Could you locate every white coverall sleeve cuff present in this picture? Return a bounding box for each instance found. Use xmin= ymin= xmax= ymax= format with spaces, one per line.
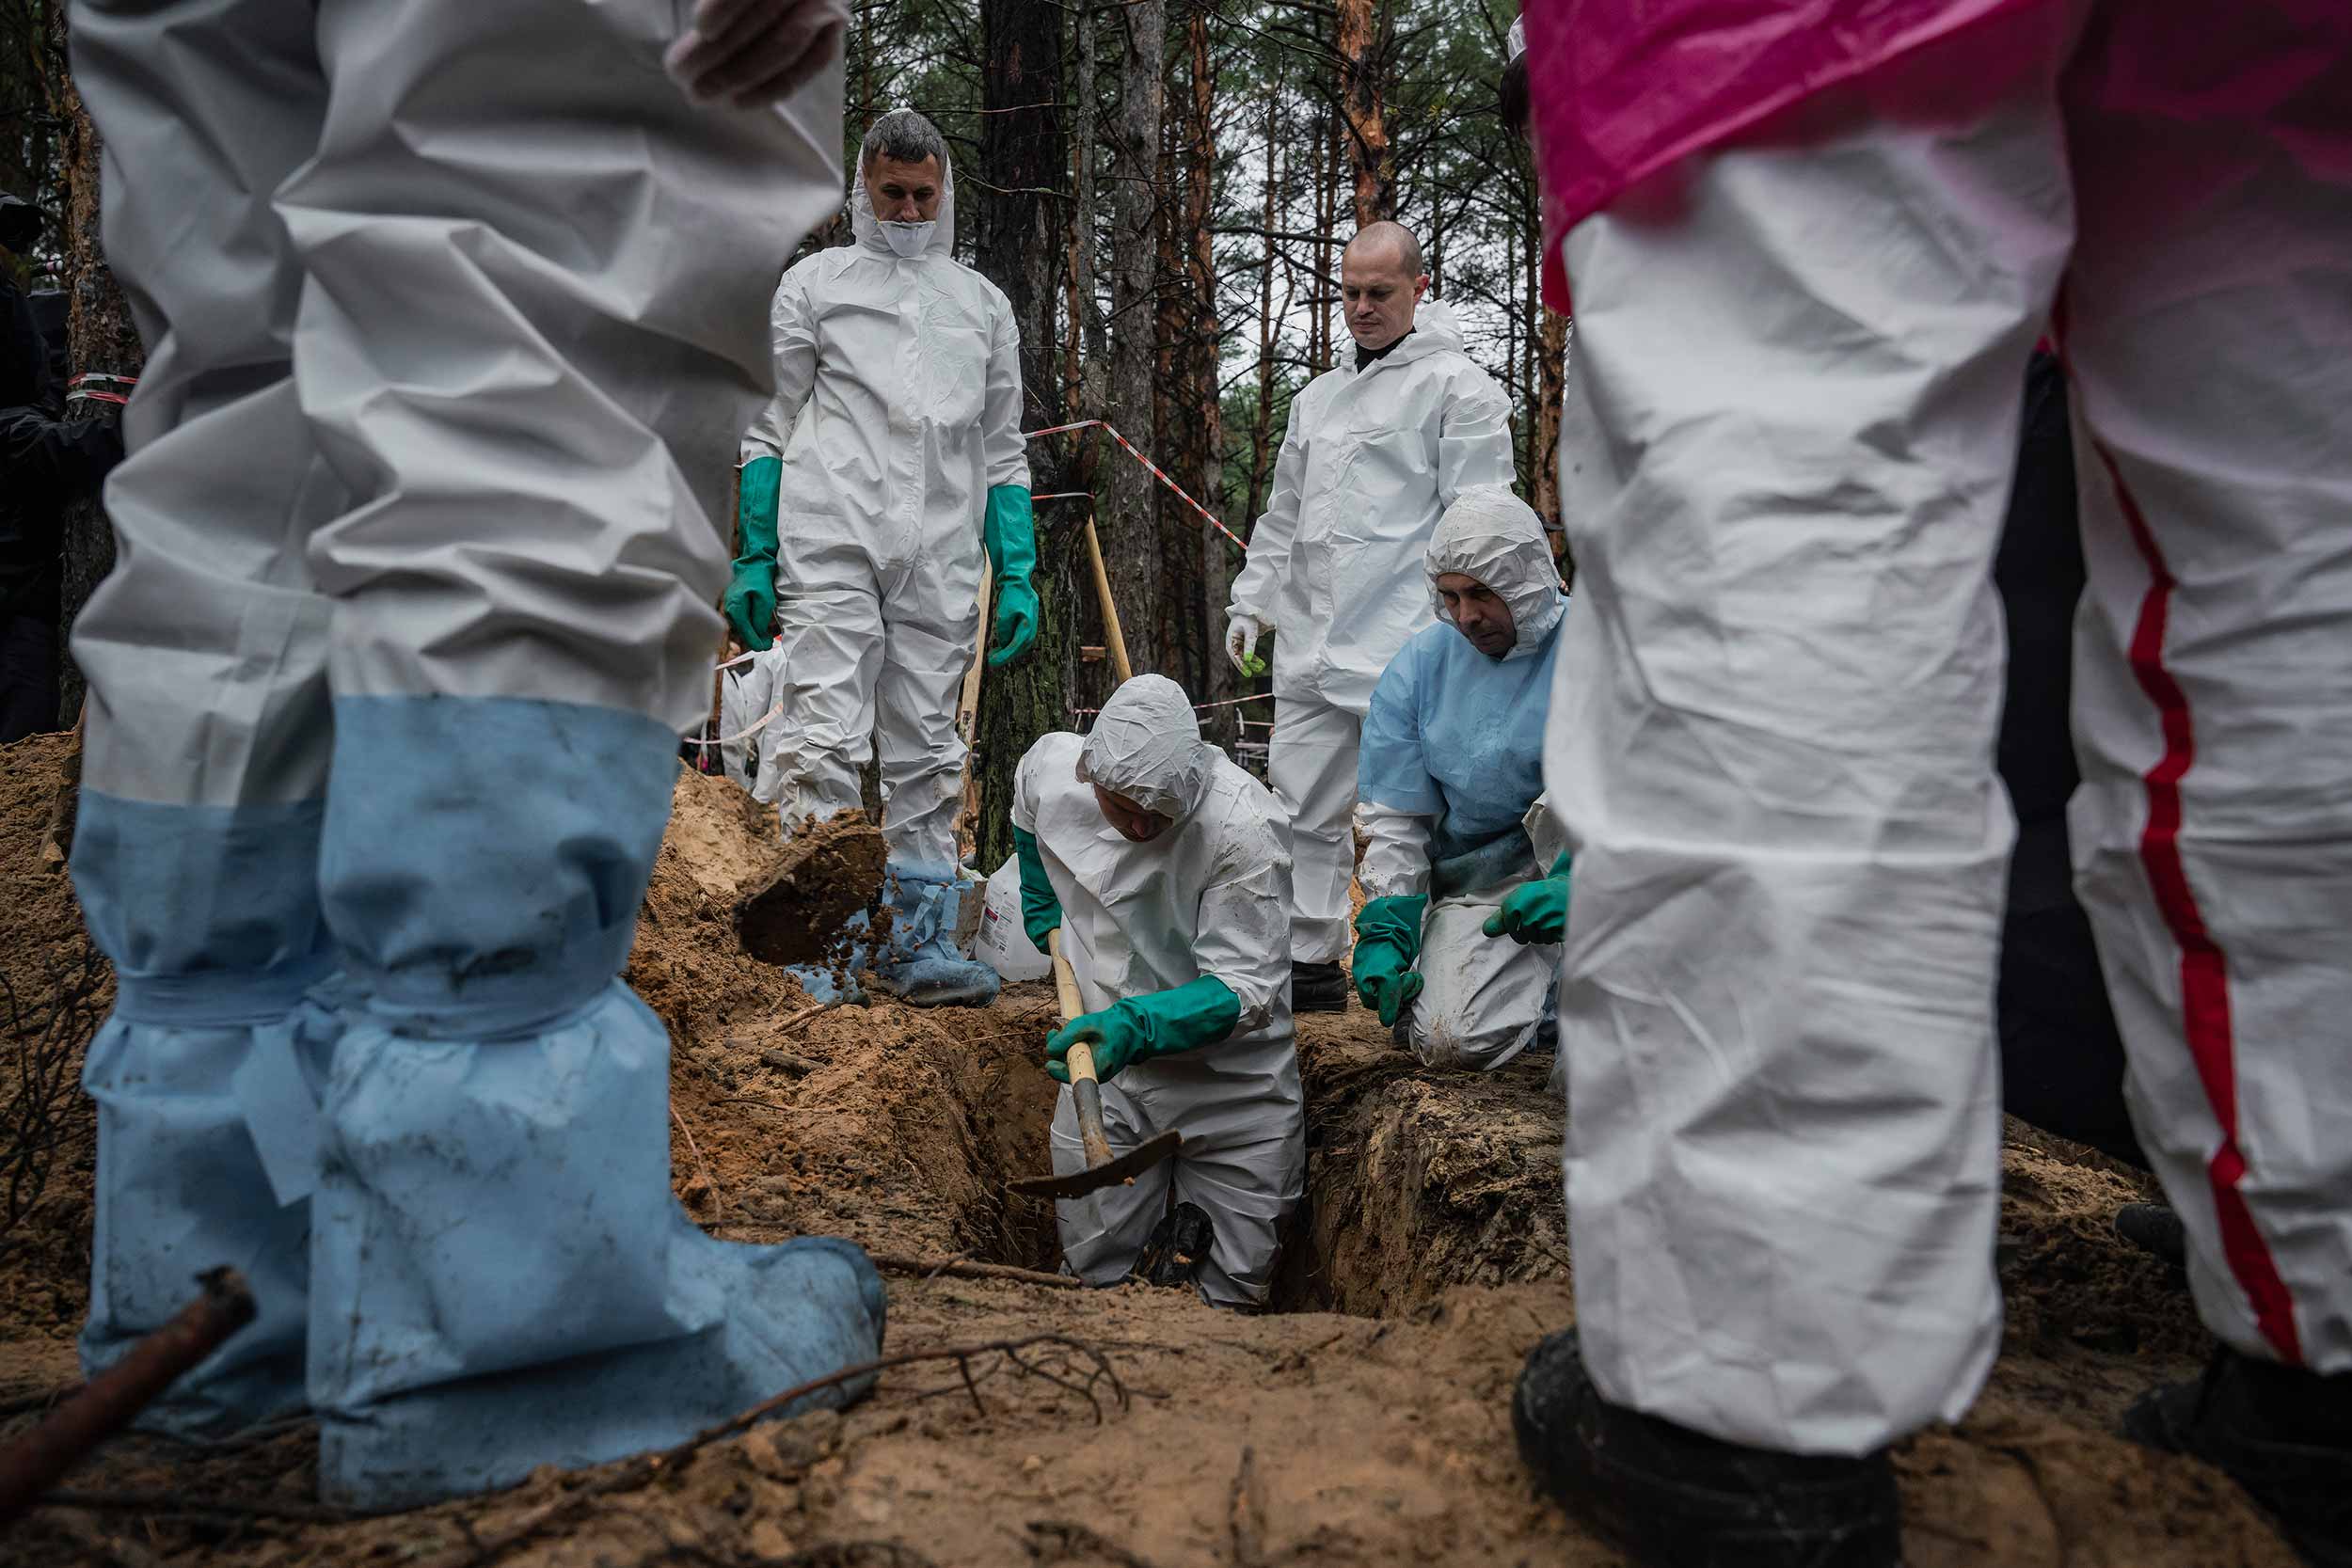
xmin=1358 ymin=807 xmax=1433 ymax=899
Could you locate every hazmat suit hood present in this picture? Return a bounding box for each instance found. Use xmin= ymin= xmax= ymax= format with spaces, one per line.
xmin=1374 ymin=299 xmax=1470 ymax=370
xmin=1426 ymin=485 xmax=1564 ymax=660
xmin=1077 ymin=674 xmax=1213 ymax=821
xmin=849 ymin=110 xmax=958 ymax=260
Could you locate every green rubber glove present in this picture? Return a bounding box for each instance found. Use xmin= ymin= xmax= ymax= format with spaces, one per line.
xmin=1047 ymin=974 xmax=1242 ymax=1083
xmin=1483 ymin=850 xmax=1573 ymax=945
xmin=1353 ymin=895 xmax=1427 ymax=1025
xmin=725 ymin=456 xmax=784 ymax=650
xmin=1011 ymin=826 xmax=1062 ymax=954
xmin=983 ymin=484 xmax=1040 ymax=668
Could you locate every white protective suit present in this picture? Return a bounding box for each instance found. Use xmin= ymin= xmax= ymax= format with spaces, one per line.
xmin=63 ymin=0 xmax=884 ymax=1511
xmin=1546 ymin=22 xmax=2352 ymax=1457
xmin=1226 ymin=302 xmax=1515 ymax=964
xmin=718 ymin=646 xmax=788 ymax=793
xmin=740 ymin=142 xmax=1028 ymax=877
xmin=1013 ymin=679 xmax=1303 ymax=1307
xmin=1358 ymin=488 xmax=1568 ymax=1071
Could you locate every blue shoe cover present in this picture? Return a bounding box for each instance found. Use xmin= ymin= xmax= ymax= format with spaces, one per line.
xmin=310 ymin=697 xmax=887 ymax=1508
xmin=787 ymin=910 xmax=871 ymax=1005
xmin=319 ymin=1227 xmax=885 ymax=1509
xmin=72 ymin=793 xmax=339 ymax=1436
xmin=876 ymin=871 xmax=1000 ymax=1008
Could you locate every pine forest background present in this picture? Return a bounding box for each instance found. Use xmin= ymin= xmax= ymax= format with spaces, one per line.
xmin=2 ymin=0 xmax=1560 ymax=864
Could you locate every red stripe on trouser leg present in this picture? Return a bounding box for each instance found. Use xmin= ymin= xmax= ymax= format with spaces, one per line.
xmin=2097 ymin=440 xmax=2304 ymax=1366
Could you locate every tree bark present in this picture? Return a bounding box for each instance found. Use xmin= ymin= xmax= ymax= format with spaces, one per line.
xmin=1244 ymin=88 xmax=1287 ymax=530
xmin=42 ymin=3 xmax=140 ymax=729
xmin=1334 ymin=0 xmax=1390 ymax=227
xmin=971 ymin=0 xmax=1071 ymax=871
xmin=1533 ymin=310 xmax=1565 ymax=525
xmin=1101 ymin=0 xmax=1164 ymax=679
xmin=1181 ymin=8 xmax=1228 ymax=721
xmin=1068 ymin=2 xmax=1102 ymax=405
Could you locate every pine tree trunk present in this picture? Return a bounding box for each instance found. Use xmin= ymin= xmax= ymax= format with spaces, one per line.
xmin=1102 ymin=0 xmax=1164 ymax=680
xmin=970 ymin=0 xmax=1071 ymax=870
xmin=1182 ymin=8 xmax=1228 ymax=723
xmin=1244 ymin=88 xmax=1282 ymax=528
xmin=43 ymin=2 xmax=140 ymax=728
xmin=1534 ymin=311 xmax=1565 ymax=524
xmin=1334 ymin=0 xmax=1390 ymax=227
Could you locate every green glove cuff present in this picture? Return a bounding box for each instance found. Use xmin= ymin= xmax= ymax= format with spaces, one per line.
xmin=1121 ymin=974 xmax=1243 ymax=1060
xmin=736 ymin=456 xmax=782 ymax=565
xmin=1546 ymin=849 xmax=1574 ymax=879
xmin=982 ymin=484 xmax=1037 ymax=588
xmin=1354 ymin=895 xmax=1428 ymax=965
xmin=1046 ymin=975 xmax=1242 ymax=1082
xmin=1011 ymin=827 xmax=1062 ymax=954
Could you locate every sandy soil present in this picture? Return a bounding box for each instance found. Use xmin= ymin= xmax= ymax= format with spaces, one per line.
xmin=0 ymin=738 xmax=2300 ymax=1567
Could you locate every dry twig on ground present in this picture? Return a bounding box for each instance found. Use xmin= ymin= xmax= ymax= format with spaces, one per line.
xmin=0 ymin=946 xmax=108 ymax=1244
xmin=866 ymin=1254 xmax=1081 ymax=1291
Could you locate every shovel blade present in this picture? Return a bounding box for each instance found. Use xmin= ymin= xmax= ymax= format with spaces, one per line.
xmin=1008 ymin=1129 xmax=1183 ymax=1200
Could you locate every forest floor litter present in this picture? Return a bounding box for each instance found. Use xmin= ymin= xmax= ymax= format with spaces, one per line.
xmin=0 ymin=734 xmax=2301 ymax=1566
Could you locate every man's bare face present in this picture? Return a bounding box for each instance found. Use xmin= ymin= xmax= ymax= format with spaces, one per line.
xmin=1437 ymin=572 xmax=1516 ymax=657
xmin=1093 ymin=784 xmax=1172 ymax=843
xmin=1342 ymin=240 xmax=1428 ymax=352
xmin=866 ymin=154 xmax=943 ymax=223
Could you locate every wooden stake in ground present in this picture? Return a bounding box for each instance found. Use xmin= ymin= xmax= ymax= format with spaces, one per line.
xmin=953 ymin=562 xmax=994 ymax=861
xmin=704 ymin=464 xmax=744 ymax=775
xmin=1083 ymin=515 xmax=1134 ymax=683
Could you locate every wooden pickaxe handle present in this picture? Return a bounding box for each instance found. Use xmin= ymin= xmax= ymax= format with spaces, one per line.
xmin=1048 ymin=929 xmax=1115 ymax=1168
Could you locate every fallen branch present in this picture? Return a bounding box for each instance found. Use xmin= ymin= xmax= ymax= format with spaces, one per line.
xmin=0 ymin=1268 xmax=255 ymax=1525
xmin=866 ymin=1255 xmax=1081 ymax=1291
xmin=430 ymin=1335 xmax=1125 ymax=1568
xmin=760 ymin=1050 xmax=824 ymax=1077
xmin=771 ymin=1003 xmax=836 ymax=1037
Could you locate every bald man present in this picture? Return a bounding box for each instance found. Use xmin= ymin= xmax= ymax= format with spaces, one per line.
xmin=1226 ymin=223 xmax=1514 ymax=1012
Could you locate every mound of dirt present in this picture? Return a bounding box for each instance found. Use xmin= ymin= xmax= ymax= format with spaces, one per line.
xmin=1278 ymin=1025 xmax=1569 ymax=1315
xmin=0 ymin=750 xmax=2301 ymax=1568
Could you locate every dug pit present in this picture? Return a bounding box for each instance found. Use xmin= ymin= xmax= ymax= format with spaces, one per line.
xmin=0 ymin=748 xmax=2305 ymax=1568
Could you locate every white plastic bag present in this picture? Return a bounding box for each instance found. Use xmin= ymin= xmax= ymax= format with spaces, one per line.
xmin=975 ymin=854 xmax=1051 ymax=981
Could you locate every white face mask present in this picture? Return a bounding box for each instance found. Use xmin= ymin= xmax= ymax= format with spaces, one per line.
xmin=880 ymin=219 xmax=934 ymax=259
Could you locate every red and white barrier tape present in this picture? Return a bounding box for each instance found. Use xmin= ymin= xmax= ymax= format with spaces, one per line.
xmin=1024 ymin=419 xmax=1248 ymax=554
xmin=1070 ymin=690 xmax=1273 ymax=718
xmin=66 ymin=372 xmax=137 ymax=407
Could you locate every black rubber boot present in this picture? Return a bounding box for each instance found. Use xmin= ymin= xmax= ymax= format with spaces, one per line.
xmin=2114 ymin=1202 xmax=2187 ymax=1267
xmin=1133 ymin=1201 xmax=1216 ymax=1289
xmin=1291 ymin=960 xmax=1347 ymax=1013
xmin=2124 ymin=1347 xmax=2352 ymax=1567
xmin=1513 ymin=1329 xmax=1902 ymax=1568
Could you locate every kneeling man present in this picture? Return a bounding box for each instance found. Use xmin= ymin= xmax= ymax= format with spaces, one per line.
xmin=1011 ymin=676 xmax=1303 ymax=1307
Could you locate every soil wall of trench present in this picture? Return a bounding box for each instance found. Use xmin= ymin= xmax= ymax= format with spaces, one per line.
xmin=0 ymin=739 xmax=2303 ymax=1568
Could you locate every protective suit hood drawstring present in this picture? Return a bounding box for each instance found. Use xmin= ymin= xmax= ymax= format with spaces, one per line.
xmin=1426 ymin=485 xmax=1564 ymax=660
xmin=849 ymin=109 xmax=957 ymax=260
